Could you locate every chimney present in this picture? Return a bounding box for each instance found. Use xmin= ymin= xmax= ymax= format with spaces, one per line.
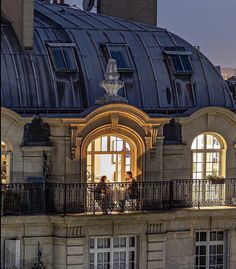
xmin=1 ymin=0 xmax=34 ymax=49
xmin=97 ymin=0 xmax=157 ymax=26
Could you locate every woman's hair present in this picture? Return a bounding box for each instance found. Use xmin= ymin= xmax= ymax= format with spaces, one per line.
xmin=126 ymin=171 xmax=133 ymax=178
xmin=101 ymin=175 xmax=107 ymax=182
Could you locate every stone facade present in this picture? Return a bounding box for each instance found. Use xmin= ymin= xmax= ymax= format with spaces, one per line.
xmin=1 ymin=209 xmax=236 ymax=268
xmin=1 ymin=105 xmax=236 ymax=268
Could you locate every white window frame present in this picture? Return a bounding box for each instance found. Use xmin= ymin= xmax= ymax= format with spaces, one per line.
xmin=195 ymin=231 xmax=226 ymax=269
xmin=89 ymin=236 xmax=137 ymax=269
xmin=4 ymin=239 xmax=21 ymax=269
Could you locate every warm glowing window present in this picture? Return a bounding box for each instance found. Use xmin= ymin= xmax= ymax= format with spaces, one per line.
xmin=1 ymin=141 xmax=11 ymax=184
xmin=87 ymin=135 xmax=131 ymax=182
xmin=191 ymin=134 xmax=224 ymax=179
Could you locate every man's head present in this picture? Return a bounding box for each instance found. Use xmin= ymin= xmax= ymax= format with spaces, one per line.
xmin=101 ymin=175 xmax=107 ymax=182
xmin=126 ymin=171 xmax=132 ymax=179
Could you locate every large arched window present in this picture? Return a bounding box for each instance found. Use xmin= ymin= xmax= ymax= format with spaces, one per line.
xmin=1 ymin=141 xmax=11 ymax=184
xmin=87 ymin=135 xmax=131 ymax=182
xmin=191 ymin=133 xmax=224 ymax=179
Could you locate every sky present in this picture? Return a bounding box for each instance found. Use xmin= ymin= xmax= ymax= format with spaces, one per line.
xmin=158 ymin=0 xmax=236 ymax=68
xmin=65 ymin=0 xmax=236 ymax=68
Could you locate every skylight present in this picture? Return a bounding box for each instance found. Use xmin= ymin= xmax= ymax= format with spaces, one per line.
xmin=105 ymin=44 xmax=134 ymax=71
xmin=47 ymin=44 xmax=78 ymax=72
xmin=164 ymin=47 xmax=193 ymax=74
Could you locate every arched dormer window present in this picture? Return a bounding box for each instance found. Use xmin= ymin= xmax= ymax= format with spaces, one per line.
xmin=1 ymin=140 xmax=11 ymax=184
xmin=191 ymin=133 xmax=225 ymax=179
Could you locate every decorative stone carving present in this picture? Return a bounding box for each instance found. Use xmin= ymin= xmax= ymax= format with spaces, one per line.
xmin=68 ymin=226 xmax=84 ymax=237
xmin=163 ymin=118 xmax=182 ymax=144
xmin=69 ymin=126 xmax=78 ymax=160
xmin=148 ymin=223 xmax=166 ymax=234
xmin=95 ymin=59 xmax=127 ymax=104
xmin=207 ymin=113 xmax=216 ymax=130
xmin=22 ymin=117 xmax=52 ymax=146
xmin=110 ymin=113 xmax=119 ymax=132
xmin=150 ymin=126 xmax=159 ymax=159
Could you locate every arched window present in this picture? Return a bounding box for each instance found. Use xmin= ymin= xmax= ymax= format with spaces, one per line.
xmin=1 ymin=141 xmax=11 ymax=184
xmin=87 ymin=135 xmax=131 ymax=182
xmin=191 ymin=133 xmax=224 ymax=179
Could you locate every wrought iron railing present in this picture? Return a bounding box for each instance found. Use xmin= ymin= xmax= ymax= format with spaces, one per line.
xmin=1 ymin=179 xmax=236 ymax=216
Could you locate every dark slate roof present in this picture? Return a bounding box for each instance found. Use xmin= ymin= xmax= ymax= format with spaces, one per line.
xmin=1 ymin=0 xmax=235 ymax=117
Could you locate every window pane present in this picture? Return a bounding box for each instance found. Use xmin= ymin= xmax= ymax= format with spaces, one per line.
xmin=101 ymin=137 xmax=108 ymax=151
xmin=210 ymin=232 xmax=217 ymax=241
xmin=90 ymin=238 xmax=94 ymax=249
xmin=113 ymin=238 xmax=119 ymax=248
xmin=181 ymin=55 xmax=192 ymax=72
xmin=217 ymin=231 xmax=224 ymax=241
xmin=98 ymin=239 xmax=103 ymax=248
xmin=51 ymin=47 xmax=66 ymax=70
xmin=63 ymin=47 xmax=77 ymax=71
xmin=170 ymin=55 xmax=183 ymax=72
xmin=95 ymin=138 xmax=102 ymax=151
xmin=90 ymin=253 xmax=94 ymax=263
xmin=104 ymin=238 xmax=110 ymax=248
xmin=107 ymin=45 xmax=133 ymax=69
xmin=120 ymin=237 xmax=126 ymax=247
xmin=129 ymin=237 xmax=135 ymax=247
xmin=199 ymin=232 xmax=207 ymax=241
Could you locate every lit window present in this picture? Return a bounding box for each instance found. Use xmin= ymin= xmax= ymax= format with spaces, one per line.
xmin=47 ymin=44 xmax=78 ymax=72
xmin=89 ymin=236 xmax=136 ymax=269
xmin=1 ymin=141 xmax=11 ymax=184
xmin=104 ymin=44 xmax=134 ymax=71
xmin=195 ymin=231 xmax=225 ymax=269
xmin=164 ymin=47 xmax=192 ymax=73
xmin=191 ymin=134 xmax=224 ymax=179
xmin=87 ymin=135 xmax=131 ymax=182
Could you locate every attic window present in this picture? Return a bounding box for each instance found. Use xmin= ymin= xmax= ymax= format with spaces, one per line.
xmin=105 ymin=44 xmax=134 ymax=71
xmin=164 ymin=47 xmax=192 ymax=74
xmin=47 ymin=44 xmax=78 ymax=72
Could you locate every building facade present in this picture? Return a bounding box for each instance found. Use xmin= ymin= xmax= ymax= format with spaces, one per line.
xmin=1 ymin=1 xmax=236 ymax=269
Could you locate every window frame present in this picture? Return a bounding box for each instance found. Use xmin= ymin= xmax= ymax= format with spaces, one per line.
xmin=89 ymin=236 xmax=137 ymax=269
xmin=164 ymin=47 xmax=193 ymax=74
xmin=102 ymin=43 xmax=134 ymax=72
xmin=47 ymin=43 xmax=79 ymax=73
xmin=87 ymin=135 xmax=132 ymax=183
xmin=195 ymin=231 xmax=226 ymax=269
xmin=191 ymin=133 xmax=224 ymax=180
xmin=1 ymin=141 xmax=11 ymax=184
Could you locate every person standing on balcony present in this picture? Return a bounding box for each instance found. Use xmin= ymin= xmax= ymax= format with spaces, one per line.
xmin=95 ymin=175 xmax=112 ymax=214
xmin=126 ymin=171 xmax=139 ymax=210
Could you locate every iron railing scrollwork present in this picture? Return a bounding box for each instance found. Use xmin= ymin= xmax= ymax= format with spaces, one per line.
xmin=1 ymin=179 xmax=236 ymax=216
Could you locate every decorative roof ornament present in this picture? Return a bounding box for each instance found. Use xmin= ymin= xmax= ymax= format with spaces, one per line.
xmin=95 ymin=59 xmax=128 ymax=104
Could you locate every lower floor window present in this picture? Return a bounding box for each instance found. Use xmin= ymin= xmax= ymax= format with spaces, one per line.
xmin=89 ymin=236 xmax=136 ymax=269
xmin=195 ymin=231 xmax=225 ymax=269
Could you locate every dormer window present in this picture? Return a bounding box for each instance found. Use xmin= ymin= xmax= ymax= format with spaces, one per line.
xmin=103 ymin=44 xmax=134 ymax=72
xmin=47 ymin=43 xmax=78 ymax=72
xmin=164 ymin=47 xmax=192 ymax=74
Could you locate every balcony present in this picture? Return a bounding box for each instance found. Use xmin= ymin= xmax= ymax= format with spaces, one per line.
xmin=1 ymin=179 xmax=236 ymax=216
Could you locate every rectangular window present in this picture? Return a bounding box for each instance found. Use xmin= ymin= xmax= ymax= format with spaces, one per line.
xmin=47 ymin=43 xmax=78 ymax=72
xmin=104 ymin=44 xmax=134 ymax=72
xmin=89 ymin=236 xmax=136 ymax=269
xmin=4 ymin=239 xmax=21 ymax=269
xmin=195 ymin=231 xmax=225 ymax=269
xmin=164 ymin=47 xmax=193 ymax=74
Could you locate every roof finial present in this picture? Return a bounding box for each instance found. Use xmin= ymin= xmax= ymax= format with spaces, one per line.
xmin=95 ymin=59 xmax=128 ymax=104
